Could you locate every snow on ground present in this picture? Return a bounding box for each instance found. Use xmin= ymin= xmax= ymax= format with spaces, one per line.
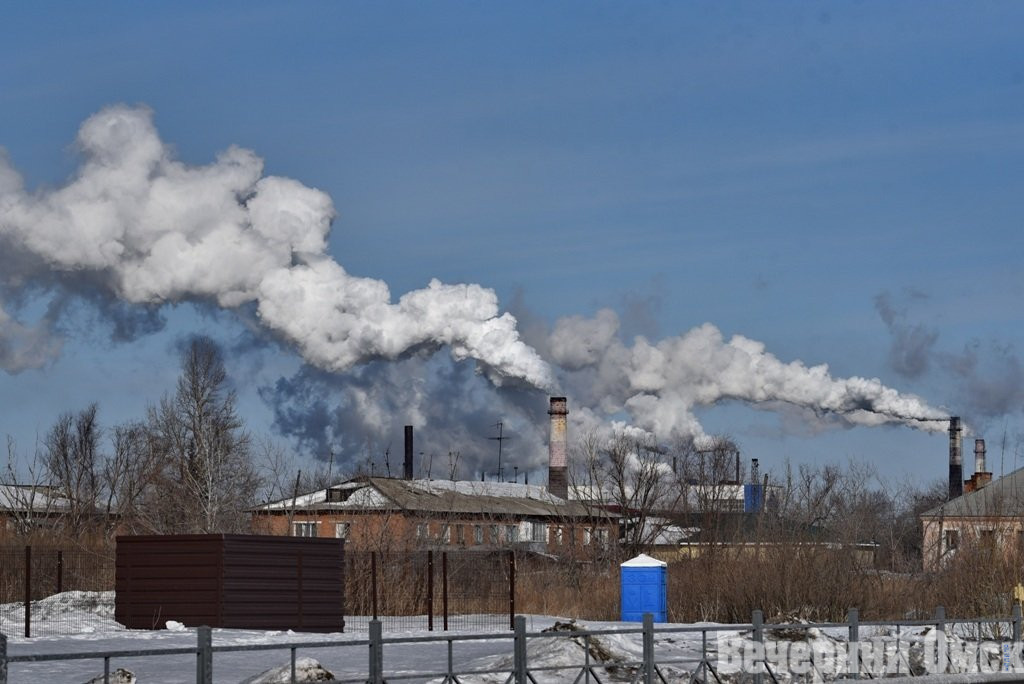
xmin=0 ymin=591 xmax=125 ymax=638
xmin=2 ymin=594 xmax=1022 ymax=683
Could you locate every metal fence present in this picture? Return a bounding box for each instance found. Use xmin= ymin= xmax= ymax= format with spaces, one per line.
xmin=6 ymin=607 xmax=1024 ymax=684
xmin=0 ymin=546 xmax=115 ymax=638
xmin=344 ymin=549 xmax=514 ymax=632
xmin=2 ymin=545 xmax=514 ymax=638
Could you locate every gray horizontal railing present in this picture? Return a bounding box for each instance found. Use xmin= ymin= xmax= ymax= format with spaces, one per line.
xmin=4 ymin=606 xmax=1024 ymax=684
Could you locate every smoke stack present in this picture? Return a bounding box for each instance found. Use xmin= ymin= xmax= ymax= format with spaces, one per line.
xmin=975 ymin=438 xmax=986 ymax=475
xmin=548 ymin=397 xmax=568 ymax=499
xmin=404 ymin=425 xmax=414 ymax=480
xmin=751 ymin=458 xmax=760 ymax=485
xmin=948 ymin=417 xmax=963 ymax=500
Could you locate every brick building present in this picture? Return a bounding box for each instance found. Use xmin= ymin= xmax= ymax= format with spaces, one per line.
xmin=252 ymin=476 xmax=617 ymax=554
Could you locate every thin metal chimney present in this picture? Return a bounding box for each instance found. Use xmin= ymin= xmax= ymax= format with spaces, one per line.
xmin=948 ymin=417 xmax=963 ymax=500
xmin=548 ymin=397 xmax=569 ymax=499
xmin=404 ymin=425 xmax=414 ymax=480
xmin=975 ymin=438 xmax=986 ymax=475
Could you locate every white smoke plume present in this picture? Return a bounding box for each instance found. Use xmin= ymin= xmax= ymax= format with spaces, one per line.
xmin=0 ymin=301 xmax=62 ymax=372
xmin=0 ymin=105 xmax=553 ymax=389
xmin=1 ymin=105 xmax=951 ymax=462
xmin=548 ymin=310 xmax=949 ymax=442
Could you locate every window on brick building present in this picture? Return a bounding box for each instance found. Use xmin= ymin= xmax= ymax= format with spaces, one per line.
xmin=293 ymin=521 xmax=318 ymax=537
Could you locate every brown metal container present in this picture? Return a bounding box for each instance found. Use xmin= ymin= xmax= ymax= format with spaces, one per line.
xmin=115 ymin=534 xmax=344 ymax=632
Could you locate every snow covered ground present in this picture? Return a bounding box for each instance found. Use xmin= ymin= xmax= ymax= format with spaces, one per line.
xmin=2 ymin=593 xmax=716 ymax=683
xmin=3 ymin=593 xmax=1023 ymax=683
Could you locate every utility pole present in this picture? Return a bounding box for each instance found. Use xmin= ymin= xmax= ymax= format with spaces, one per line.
xmin=489 ymin=422 xmax=511 ymax=481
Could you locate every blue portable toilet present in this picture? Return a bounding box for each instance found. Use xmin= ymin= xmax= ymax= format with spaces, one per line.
xmin=620 ymin=553 xmax=667 ymax=622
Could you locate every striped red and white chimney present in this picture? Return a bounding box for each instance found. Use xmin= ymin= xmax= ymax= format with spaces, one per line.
xmin=548 ymin=397 xmax=568 ymax=499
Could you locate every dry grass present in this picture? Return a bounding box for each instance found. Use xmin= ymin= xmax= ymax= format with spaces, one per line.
xmin=5 ymin=537 xmax=1021 ymax=626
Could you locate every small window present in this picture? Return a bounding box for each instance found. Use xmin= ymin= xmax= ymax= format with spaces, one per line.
xmin=553 ymin=527 xmax=563 ymax=545
xmin=417 ymin=523 xmax=428 ymax=540
xmin=596 ymin=528 xmax=609 ymax=548
xmin=531 ymin=522 xmax=547 ymax=543
xmin=335 ymin=522 xmax=350 ymax=539
xmin=473 ymin=525 xmax=483 ymax=544
xmin=293 ymin=521 xmax=318 ymax=538
xmin=441 ymin=523 xmax=451 ymax=543
xmin=945 ymin=529 xmax=960 ymax=551
xmin=455 ymin=524 xmax=465 ymax=545
xmin=326 ymin=488 xmax=349 ymax=503
xmin=489 ymin=525 xmax=499 ymax=544
xmin=583 ymin=528 xmax=593 ymax=545
xmin=505 ymin=525 xmax=518 ymax=543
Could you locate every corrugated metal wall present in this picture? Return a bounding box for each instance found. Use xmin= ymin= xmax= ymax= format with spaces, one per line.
xmin=115 ymin=534 xmax=345 ymax=632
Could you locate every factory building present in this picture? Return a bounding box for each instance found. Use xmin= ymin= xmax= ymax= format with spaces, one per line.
xmin=252 ymin=399 xmax=616 ymax=553
xmin=920 ymin=417 xmax=1014 ymax=571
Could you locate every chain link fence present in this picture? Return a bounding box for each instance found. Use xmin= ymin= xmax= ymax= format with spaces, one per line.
xmin=3 ymin=544 xmax=514 ymax=637
xmin=344 ymin=549 xmax=513 ymax=631
xmin=0 ymin=546 xmax=116 ymax=638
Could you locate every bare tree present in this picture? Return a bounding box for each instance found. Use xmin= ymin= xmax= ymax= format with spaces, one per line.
xmin=2 ymin=436 xmax=61 ymax=540
xmin=42 ymin=403 xmax=103 ymax=533
xmin=102 ymin=420 xmax=162 ymax=534
xmin=145 ymin=337 xmax=260 ymax=533
xmin=573 ymin=430 xmax=680 ymax=557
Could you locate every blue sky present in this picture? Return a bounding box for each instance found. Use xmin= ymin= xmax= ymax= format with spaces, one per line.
xmin=2 ymin=2 xmax=1023 ymax=486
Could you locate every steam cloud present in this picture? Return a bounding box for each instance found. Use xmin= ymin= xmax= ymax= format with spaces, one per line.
xmin=0 ymin=105 xmax=552 ymax=389
xmin=876 ymin=290 xmax=1024 ymax=427
xmin=0 ymin=105 xmax=951 ymax=467
xmin=547 ymin=310 xmax=949 ymax=443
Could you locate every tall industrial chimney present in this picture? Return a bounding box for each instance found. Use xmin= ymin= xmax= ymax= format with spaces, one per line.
xmin=548 ymin=397 xmax=568 ymax=499
xmin=404 ymin=425 xmax=414 ymax=480
xmin=948 ymin=417 xmax=963 ymax=500
xmin=975 ymin=438 xmax=986 ymax=475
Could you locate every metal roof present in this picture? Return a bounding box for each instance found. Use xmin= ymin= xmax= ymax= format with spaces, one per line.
xmin=0 ymin=484 xmax=76 ymax=513
xmin=257 ymin=477 xmax=615 ymax=520
xmin=921 ymin=467 xmax=1024 ymax=518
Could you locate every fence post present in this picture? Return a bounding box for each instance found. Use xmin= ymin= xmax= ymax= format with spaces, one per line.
xmin=197 ymin=625 xmax=212 ymax=684
xmin=371 ymin=552 xmax=378 ymax=621
xmin=1013 ymin=603 xmax=1021 ymax=644
xmin=1 ymin=630 xmax=7 ymax=684
xmin=368 ymin=619 xmax=383 ymax=684
xmin=752 ymin=609 xmax=763 ymax=684
xmin=642 ymin=613 xmax=654 ymax=684
xmin=508 ymin=550 xmax=516 ymax=631
xmin=442 ymin=551 xmax=449 ymax=632
xmin=847 ymin=608 xmax=859 ymax=679
xmin=23 ymin=545 xmax=30 ymax=639
xmin=427 ymin=550 xmax=434 ymax=632
xmin=513 ymin=615 xmax=527 ymax=684
xmin=56 ymin=550 xmax=63 ymax=595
